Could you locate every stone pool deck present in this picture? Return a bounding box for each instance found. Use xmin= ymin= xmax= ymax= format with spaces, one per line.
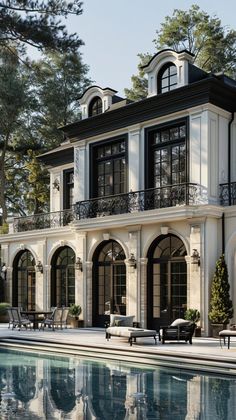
xmin=0 ymin=324 xmax=236 ymax=375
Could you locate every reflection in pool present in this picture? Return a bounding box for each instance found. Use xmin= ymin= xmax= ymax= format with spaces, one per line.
xmin=0 ymin=349 xmax=235 ymax=419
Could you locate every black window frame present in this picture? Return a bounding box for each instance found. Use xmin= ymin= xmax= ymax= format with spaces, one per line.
xmin=157 ymin=63 xmax=178 ymax=94
xmin=88 ymin=96 xmax=103 ymax=117
xmin=63 ymin=168 xmax=74 ymax=210
xmin=89 ymin=135 xmax=128 ymax=199
xmin=145 ymin=118 xmax=189 ymax=190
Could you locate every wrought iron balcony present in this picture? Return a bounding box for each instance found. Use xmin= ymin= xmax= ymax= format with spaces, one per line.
xmin=14 ymin=209 xmax=75 ymax=233
xmin=74 ymin=183 xmax=204 ymax=220
xmin=219 ymin=182 xmax=236 ymax=206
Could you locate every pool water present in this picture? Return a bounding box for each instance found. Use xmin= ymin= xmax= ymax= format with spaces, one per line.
xmin=0 ymin=349 xmax=235 ymax=419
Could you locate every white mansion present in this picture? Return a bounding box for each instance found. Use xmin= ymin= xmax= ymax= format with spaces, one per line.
xmin=1 ymin=49 xmax=236 ymax=334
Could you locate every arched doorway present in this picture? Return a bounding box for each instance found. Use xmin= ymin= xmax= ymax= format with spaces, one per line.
xmin=13 ymin=250 xmax=36 ymax=310
xmin=147 ymin=234 xmax=187 ymax=330
xmin=92 ymin=240 xmax=126 ymax=327
xmin=51 ymin=246 xmax=75 ymax=307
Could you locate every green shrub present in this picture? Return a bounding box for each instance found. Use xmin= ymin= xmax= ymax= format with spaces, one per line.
xmin=209 ymin=254 xmax=233 ymax=324
xmin=184 ymin=308 xmax=200 ymax=323
xmin=0 ymin=302 xmax=11 ymax=314
xmin=69 ymin=304 xmax=82 ymax=318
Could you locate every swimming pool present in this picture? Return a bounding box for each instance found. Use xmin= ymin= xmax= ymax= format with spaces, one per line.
xmin=0 ymin=349 xmax=235 ymax=419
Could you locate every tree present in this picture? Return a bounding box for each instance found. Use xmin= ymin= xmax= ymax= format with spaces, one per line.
xmin=0 ymin=1 xmax=83 ymax=52
xmin=124 ymin=53 xmax=151 ymax=102
xmin=126 ymin=4 xmax=236 ymax=100
xmin=34 ymin=50 xmax=91 ymax=149
xmin=208 ymin=255 xmax=233 ymax=324
xmin=0 ymin=45 xmax=32 ymax=224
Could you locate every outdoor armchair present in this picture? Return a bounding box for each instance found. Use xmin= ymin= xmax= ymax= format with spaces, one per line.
xmin=10 ymin=307 xmax=31 ymax=330
xmin=41 ymin=307 xmax=63 ymax=331
xmin=159 ymin=319 xmax=196 ymax=344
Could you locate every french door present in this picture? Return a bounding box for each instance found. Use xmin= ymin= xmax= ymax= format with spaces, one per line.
xmin=147 ymin=234 xmax=187 ymax=330
xmin=93 ymin=241 xmax=126 ymax=327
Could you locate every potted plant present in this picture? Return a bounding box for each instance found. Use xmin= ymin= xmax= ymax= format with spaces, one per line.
xmin=0 ymin=302 xmax=11 ymax=323
xmin=209 ymin=254 xmax=233 ymax=337
xmin=69 ymin=304 xmax=82 ymax=328
xmin=184 ymin=308 xmax=201 ymax=336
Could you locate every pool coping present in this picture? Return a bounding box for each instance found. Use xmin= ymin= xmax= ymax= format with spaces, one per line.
xmin=1 ymin=335 xmax=236 ymax=376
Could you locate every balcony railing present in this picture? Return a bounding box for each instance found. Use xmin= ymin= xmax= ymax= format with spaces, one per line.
xmin=74 ymin=183 xmax=204 ymax=220
xmin=14 ymin=209 xmax=75 ymax=233
xmin=219 ymin=182 xmax=236 ymax=206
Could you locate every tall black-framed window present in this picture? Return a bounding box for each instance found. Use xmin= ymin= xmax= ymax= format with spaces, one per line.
xmin=13 ymin=250 xmax=36 ymax=310
xmin=147 ymin=234 xmax=187 ymax=330
xmin=89 ymin=96 xmax=103 ymax=117
xmin=51 ymin=246 xmax=75 ymax=307
xmin=146 ymin=120 xmax=187 ymax=189
xmin=63 ymin=169 xmax=74 ymax=209
xmin=157 ymin=63 xmax=177 ymax=94
xmin=90 ymin=136 xmax=127 ymax=198
xmin=92 ymin=240 xmax=126 ymax=327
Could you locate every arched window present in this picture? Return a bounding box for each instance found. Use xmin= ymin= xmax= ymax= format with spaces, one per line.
xmin=88 ymin=96 xmax=103 ymax=117
xmin=51 ymin=246 xmax=75 ymax=307
xmin=158 ymin=63 xmax=177 ymax=94
xmin=93 ymin=240 xmax=126 ymax=326
xmin=147 ymin=234 xmax=187 ymax=329
xmin=13 ymin=250 xmax=36 ymax=310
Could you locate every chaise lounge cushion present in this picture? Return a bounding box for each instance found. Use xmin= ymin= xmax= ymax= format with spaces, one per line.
xmin=110 ymin=314 xmax=135 ymax=327
xmin=171 ymin=318 xmax=190 ymax=327
xmin=107 ymin=326 xmax=156 ymax=338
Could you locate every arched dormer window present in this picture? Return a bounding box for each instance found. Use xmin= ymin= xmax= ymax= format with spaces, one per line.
xmin=158 ymin=63 xmax=177 ymax=94
xmin=88 ymin=96 xmax=102 ymax=117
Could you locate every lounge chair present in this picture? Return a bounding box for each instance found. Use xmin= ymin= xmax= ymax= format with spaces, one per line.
xmin=105 ymin=314 xmax=157 ymax=346
xmin=7 ymin=308 xmax=14 ymax=329
xmin=10 ymin=307 xmax=31 ymax=330
xmin=159 ymin=318 xmax=196 ymax=344
xmin=41 ymin=307 xmax=63 ymax=331
xmin=61 ymin=307 xmax=70 ymax=329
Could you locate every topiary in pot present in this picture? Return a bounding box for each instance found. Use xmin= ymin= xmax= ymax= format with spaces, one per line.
xmin=184 ymin=308 xmax=200 ymax=323
xmin=0 ymin=302 xmax=11 ymax=323
xmin=69 ymin=304 xmax=82 ymax=319
xmin=185 ymin=308 xmax=201 ymax=336
xmin=209 ymin=254 xmax=233 ymax=336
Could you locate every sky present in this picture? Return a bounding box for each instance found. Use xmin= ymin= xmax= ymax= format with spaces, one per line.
xmin=66 ymin=0 xmax=236 ymax=96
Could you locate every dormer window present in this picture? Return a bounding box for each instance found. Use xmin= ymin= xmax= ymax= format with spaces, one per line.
xmin=158 ymin=63 xmax=177 ymax=94
xmin=88 ymin=96 xmax=102 ymax=117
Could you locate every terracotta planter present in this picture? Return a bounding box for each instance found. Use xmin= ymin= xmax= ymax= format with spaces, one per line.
xmin=70 ymin=318 xmax=79 ymax=328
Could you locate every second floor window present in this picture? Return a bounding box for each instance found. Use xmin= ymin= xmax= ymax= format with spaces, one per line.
xmin=63 ymin=169 xmax=74 ymax=209
xmin=147 ymin=121 xmax=187 ymax=189
xmin=158 ymin=63 xmax=177 ymax=94
xmin=91 ymin=137 xmax=127 ymax=198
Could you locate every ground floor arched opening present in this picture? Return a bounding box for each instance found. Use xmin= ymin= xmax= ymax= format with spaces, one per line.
xmin=92 ymin=240 xmax=126 ymax=327
xmin=50 ymin=246 xmax=75 ymax=307
xmin=147 ymin=233 xmax=187 ymax=330
xmin=12 ymin=250 xmax=36 ymax=310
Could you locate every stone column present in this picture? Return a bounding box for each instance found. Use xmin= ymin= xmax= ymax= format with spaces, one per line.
xmin=1 ymin=244 xmax=9 ymax=302
xmin=74 ymin=141 xmax=87 ymax=203
xmin=128 ymin=126 xmax=141 ymax=192
xmin=85 ymin=261 xmax=93 ymax=327
xmin=75 ymin=232 xmax=87 ymax=321
xmin=140 ymin=258 xmax=148 ymax=328
xmin=44 ymin=265 xmax=51 ymax=311
xmin=125 ymin=227 xmax=141 ymax=321
xmin=36 ymin=240 xmax=46 ymax=310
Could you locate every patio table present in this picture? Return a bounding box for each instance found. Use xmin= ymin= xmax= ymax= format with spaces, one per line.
xmin=21 ymin=311 xmax=52 ymax=330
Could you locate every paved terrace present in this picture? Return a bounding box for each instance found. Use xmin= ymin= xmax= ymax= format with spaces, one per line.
xmin=0 ymin=324 xmax=236 ymax=375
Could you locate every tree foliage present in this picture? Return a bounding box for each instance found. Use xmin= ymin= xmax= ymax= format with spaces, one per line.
xmin=33 ymin=50 xmax=91 ymax=149
xmin=0 ymin=0 xmax=83 ymax=52
xmin=126 ymin=4 xmax=236 ymax=100
xmin=208 ymin=255 xmax=233 ymax=324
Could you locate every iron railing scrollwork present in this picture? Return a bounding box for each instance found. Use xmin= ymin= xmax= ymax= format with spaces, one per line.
xmin=74 ymin=183 xmax=204 ymax=220
xmin=14 ymin=209 xmax=75 ymax=233
xmin=219 ymin=182 xmax=236 ymax=206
